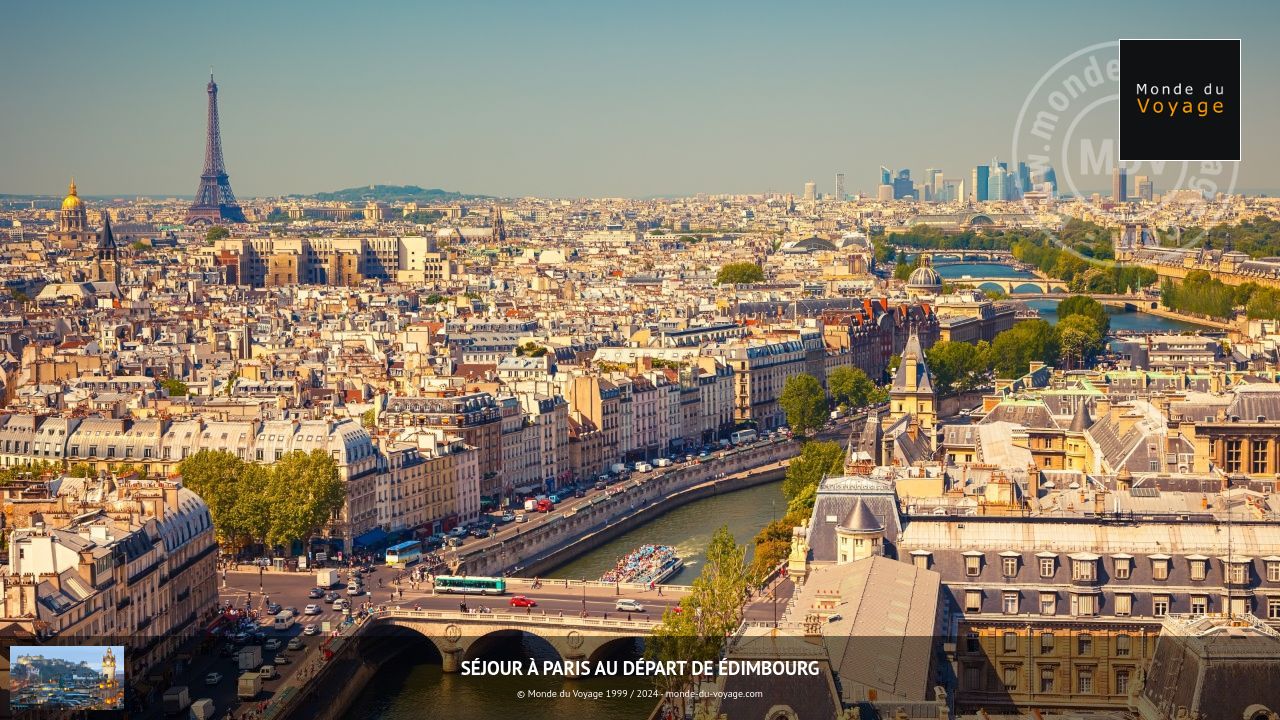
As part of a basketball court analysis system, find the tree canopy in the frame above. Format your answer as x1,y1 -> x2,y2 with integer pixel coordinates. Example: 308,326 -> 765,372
990,319 -> 1060,378
1057,295 -> 1111,336
826,367 -> 884,410
781,441 -> 845,515
205,226 -> 230,243
178,449 -> 344,551
1057,314 -> 1105,369
714,262 -> 764,285
647,526 -> 750,717
778,373 -> 828,435
926,340 -> 992,394
160,378 -> 189,397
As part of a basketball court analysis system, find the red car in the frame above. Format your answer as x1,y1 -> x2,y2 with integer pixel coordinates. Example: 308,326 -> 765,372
509,595 -> 537,608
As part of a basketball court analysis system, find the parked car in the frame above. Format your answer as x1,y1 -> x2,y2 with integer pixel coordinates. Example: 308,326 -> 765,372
514,513 -> 527,523
324,592 -> 339,604
500,512 -> 515,523
264,639 -> 282,651
304,604 -> 321,615
284,606 -> 299,616
615,599 -> 644,612
509,595 -> 537,608
273,655 -> 290,665
205,672 -> 223,686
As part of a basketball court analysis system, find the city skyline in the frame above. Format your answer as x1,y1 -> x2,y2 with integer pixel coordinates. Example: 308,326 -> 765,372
1,0 -> 1277,199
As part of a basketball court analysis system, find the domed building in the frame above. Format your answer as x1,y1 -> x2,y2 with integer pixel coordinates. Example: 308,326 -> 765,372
48,179 -> 99,250
905,254 -> 942,297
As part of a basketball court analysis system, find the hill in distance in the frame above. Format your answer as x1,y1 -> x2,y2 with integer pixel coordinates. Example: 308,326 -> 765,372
299,185 -> 490,203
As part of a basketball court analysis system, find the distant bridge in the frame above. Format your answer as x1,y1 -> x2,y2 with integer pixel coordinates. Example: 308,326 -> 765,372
1012,292 -> 1155,309
892,248 -> 1014,263
948,277 -> 1070,294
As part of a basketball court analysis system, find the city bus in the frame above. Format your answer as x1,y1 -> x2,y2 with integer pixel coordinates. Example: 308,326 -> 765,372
385,540 -> 423,567
730,429 -> 758,445
433,575 -> 507,595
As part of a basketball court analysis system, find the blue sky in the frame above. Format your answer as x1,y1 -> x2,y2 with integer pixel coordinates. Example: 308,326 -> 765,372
1,0 -> 1276,198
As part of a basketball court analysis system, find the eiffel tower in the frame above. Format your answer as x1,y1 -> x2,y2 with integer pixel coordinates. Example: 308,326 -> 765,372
185,72 -> 246,225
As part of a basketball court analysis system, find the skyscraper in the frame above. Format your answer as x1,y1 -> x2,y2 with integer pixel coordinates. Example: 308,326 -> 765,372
892,169 -> 914,200
835,173 -> 845,201
1043,166 -> 1058,194
1112,167 -> 1127,202
971,165 -> 990,203
988,165 -> 1008,202
1135,175 -> 1154,201
1017,162 -> 1031,198
803,182 -> 817,203
880,166 -> 892,187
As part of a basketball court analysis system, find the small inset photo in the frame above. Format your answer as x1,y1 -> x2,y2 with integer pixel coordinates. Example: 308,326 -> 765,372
10,645 -> 125,718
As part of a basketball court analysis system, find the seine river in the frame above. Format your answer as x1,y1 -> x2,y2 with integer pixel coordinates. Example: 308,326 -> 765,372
343,263 -> 1214,720
342,480 -> 785,720
934,261 -> 1213,333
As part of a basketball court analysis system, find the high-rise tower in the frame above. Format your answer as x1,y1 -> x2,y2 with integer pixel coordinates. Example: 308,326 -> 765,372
185,73 -> 246,225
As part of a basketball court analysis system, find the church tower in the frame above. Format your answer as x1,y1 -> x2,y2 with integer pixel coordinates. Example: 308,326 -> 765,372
93,210 -> 119,285
887,330 -> 937,432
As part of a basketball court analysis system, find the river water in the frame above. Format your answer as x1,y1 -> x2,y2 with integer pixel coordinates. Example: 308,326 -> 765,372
343,480 -> 785,720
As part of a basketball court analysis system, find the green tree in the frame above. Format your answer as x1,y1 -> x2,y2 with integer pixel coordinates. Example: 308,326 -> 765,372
647,526 -> 750,718
778,373 -> 827,435
926,341 -> 992,394
1057,314 -> 1104,369
1057,295 -> 1111,336
714,262 -> 764,285
361,409 -> 376,429
179,450 -> 253,548
827,367 -> 878,410
264,450 -> 345,548
990,320 -> 1060,378
781,441 -> 845,513
160,378 -> 189,397
425,294 -> 444,305
69,463 -> 95,478
205,226 -> 230,243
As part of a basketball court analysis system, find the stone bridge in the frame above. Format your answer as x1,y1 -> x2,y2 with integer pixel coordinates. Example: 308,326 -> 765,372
948,277 -> 1070,294
891,248 -> 1014,262
357,609 -> 658,675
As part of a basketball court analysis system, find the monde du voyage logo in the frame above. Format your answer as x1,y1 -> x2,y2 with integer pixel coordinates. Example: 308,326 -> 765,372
1120,39 -> 1241,162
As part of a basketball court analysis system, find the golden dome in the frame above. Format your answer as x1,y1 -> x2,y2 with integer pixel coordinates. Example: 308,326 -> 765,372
61,179 -> 83,210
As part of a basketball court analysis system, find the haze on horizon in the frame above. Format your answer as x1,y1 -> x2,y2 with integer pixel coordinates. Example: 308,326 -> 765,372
1,0 -> 1277,199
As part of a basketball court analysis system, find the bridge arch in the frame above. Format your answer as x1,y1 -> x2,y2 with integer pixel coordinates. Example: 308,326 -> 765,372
586,636 -> 644,665
978,281 -> 1009,294
1012,282 -> 1046,294
464,628 -> 564,664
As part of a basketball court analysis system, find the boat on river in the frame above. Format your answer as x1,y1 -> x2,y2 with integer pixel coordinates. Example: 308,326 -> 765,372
600,544 -> 682,585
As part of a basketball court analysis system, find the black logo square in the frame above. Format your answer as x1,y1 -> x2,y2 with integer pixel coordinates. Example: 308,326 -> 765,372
1119,39 -> 1240,161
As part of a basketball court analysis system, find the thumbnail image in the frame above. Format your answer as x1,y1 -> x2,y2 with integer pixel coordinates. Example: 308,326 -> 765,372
9,646 -> 124,717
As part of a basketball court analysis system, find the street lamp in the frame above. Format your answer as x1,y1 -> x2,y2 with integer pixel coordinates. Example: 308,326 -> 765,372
581,577 -> 586,616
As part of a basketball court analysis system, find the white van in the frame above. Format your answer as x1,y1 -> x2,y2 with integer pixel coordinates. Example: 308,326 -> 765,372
346,581 -> 364,596
273,611 -> 294,631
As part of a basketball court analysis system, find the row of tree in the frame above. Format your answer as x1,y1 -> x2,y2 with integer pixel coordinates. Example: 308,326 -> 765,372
777,368 -> 886,437
177,449 -> 345,552
1160,270 -> 1280,321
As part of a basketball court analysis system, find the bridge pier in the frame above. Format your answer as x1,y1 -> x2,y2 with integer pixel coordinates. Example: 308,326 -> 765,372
561,653 -> 588,678
441,647 -> 464,673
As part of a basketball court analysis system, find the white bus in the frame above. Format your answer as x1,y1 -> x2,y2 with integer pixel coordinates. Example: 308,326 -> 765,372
730,429 -> 758,445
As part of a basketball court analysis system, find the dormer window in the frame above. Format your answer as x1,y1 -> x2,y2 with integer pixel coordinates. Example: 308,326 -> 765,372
1151,554 -> 1171,580
963,551 -> 983,577
1000,552 -> 1020,578
1070,553 -> 1099,581
1188,555 -> 1209,581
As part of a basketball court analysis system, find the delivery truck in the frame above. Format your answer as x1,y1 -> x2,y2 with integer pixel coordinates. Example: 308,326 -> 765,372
163,686 -> 191,716
317,568 -> 340,588
188,698 -> 215,720
237,646 -> 262,672
237,673 -> 262,700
